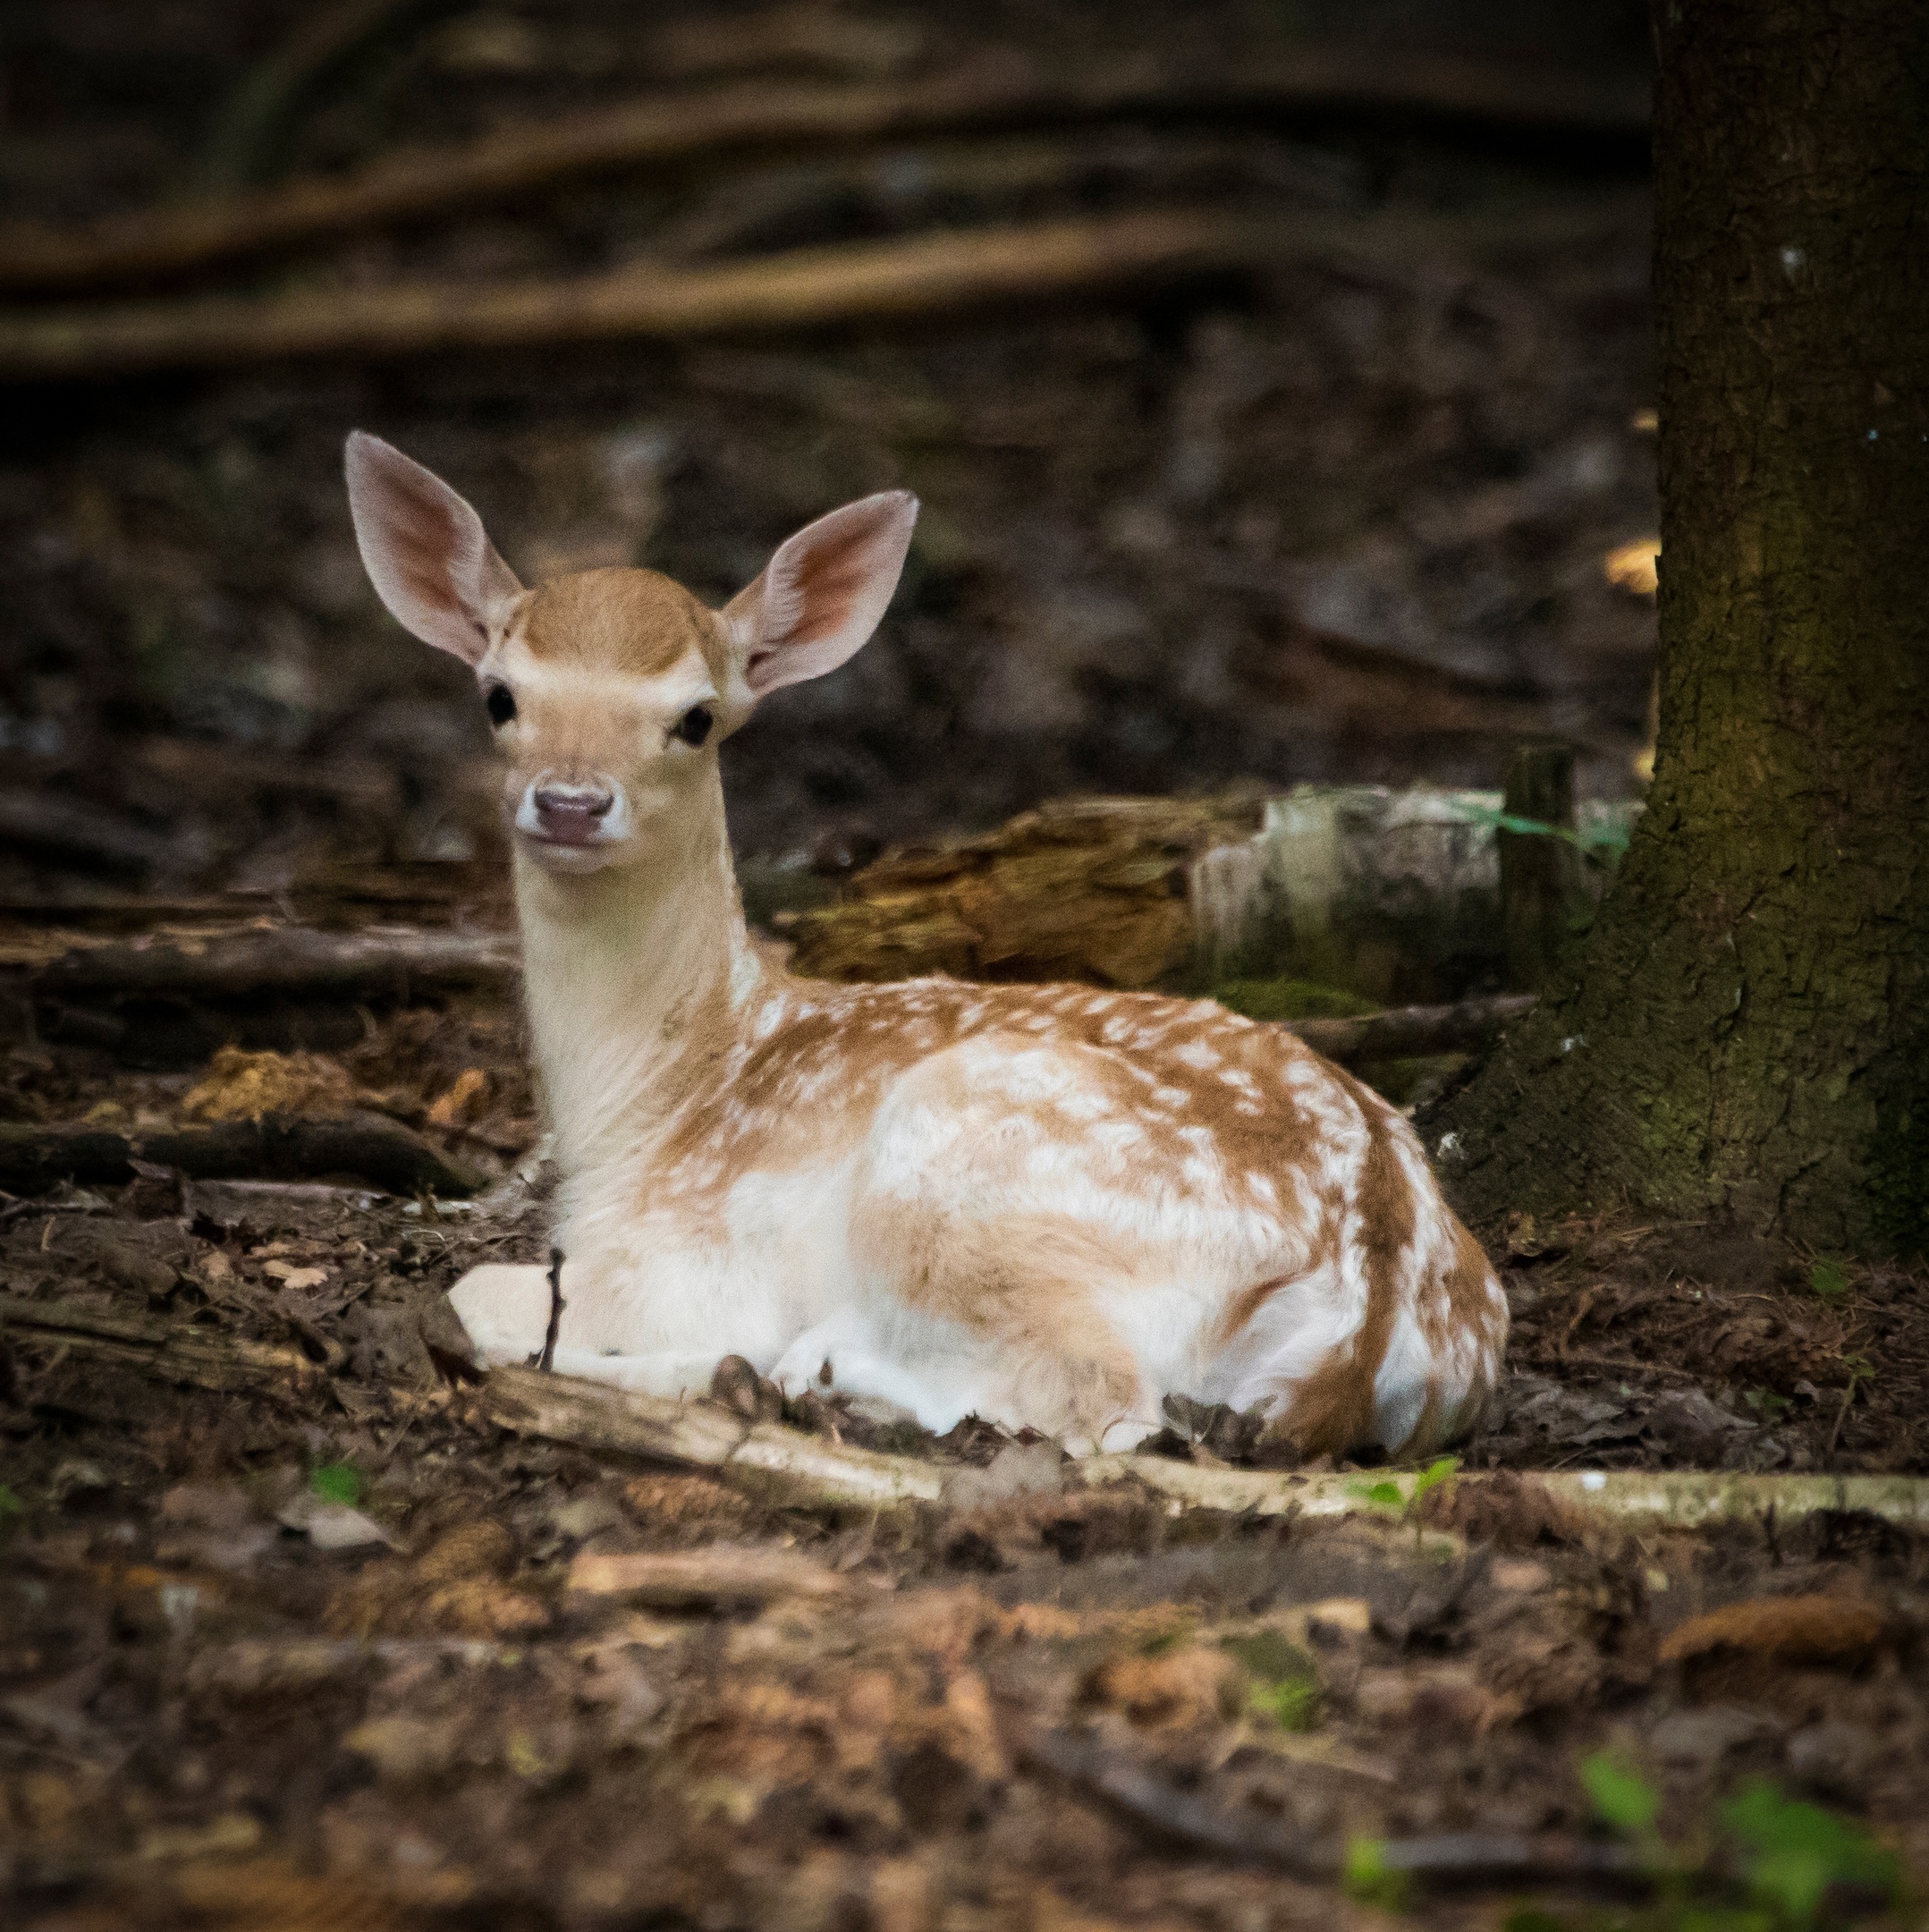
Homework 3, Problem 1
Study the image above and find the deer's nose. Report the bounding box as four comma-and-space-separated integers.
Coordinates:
531, 783, 615, 844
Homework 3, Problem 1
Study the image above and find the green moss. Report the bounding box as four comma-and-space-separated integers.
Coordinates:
1210, 978, 1379, 1022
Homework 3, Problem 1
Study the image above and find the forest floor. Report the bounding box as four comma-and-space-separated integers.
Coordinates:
7, 3, 1925, 1927
4, 992, 1927, 1932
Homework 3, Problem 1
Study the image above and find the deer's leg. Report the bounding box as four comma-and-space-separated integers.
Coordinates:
447, 1264, 552, 1364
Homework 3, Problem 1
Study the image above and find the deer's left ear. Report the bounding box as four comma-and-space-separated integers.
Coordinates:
723, 491, 918, 699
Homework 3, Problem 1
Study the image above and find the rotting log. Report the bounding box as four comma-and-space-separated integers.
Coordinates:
0, 1296, 325, 1398
0, 55, 1649, 295
0, 1112, 485, 1199
0, 198, 1647, 383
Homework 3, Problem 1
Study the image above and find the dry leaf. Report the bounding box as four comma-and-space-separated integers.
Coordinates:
1658, 1594, 1887, 1668
1603, 536, 1660, 597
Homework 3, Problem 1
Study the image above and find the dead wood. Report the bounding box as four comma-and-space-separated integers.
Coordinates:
24, 925, 518, 1002
0, 1295, 325, 1398
565, 1545, 847, 1606
0, 199, 1647, 384
1288, 993, 1538, 1063
470, 1365, 1929, 1529
470, 1363, 948, 1507
0, 56, 1649, 295
0, 1112, 485, 1199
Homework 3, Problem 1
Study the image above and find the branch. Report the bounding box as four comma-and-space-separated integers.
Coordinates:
24, 926, 518, 1001
0, 1112, 485, 1199
0, 56, 1648, 294
0, 199, 1647, 384
470, 1366, 1929, 1528
1287, 994, 1537, 1063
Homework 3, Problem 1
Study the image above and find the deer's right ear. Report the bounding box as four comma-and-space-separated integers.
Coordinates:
345, 431, 522, 664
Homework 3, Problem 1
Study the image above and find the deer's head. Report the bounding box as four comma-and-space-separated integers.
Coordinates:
345, 431, 917, 877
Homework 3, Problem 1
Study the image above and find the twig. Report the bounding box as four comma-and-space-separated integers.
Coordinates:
1021, 1727, 1646, 1891
0, 199, 1647, 384
0, 1114, 485, 1199
0, 56, 1649, 294
538, 1246, 564, 1373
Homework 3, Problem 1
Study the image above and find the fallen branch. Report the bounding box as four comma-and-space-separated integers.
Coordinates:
0, 198, 1647, 384
0, 1112, 485, 1199
470, 1366, 1929, 1529
1287, 993, 1536, 1063
24, 925, 518, 1001
470, 1363, 947, 1507
0, 1295, 325, 1398
1079, 1454, 1929, 1530
1022, 1726, 1646, 1891
0, 55, 1648, 294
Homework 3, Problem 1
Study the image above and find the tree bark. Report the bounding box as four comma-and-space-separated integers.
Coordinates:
1428, 0, 1929, 1252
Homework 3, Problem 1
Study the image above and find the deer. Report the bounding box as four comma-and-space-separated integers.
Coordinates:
344, 430, 1507, 1457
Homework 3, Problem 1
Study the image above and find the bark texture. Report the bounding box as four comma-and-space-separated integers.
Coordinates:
1431, 0, 1929, 1251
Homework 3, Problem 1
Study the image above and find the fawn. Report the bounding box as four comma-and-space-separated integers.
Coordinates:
345, 431, 1506, 1455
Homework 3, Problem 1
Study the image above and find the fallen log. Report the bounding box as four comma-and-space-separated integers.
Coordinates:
28, 925, 519, 1001
0, 1112, 485, 1199
0, 55, 1649, 295
0, 1296, 325, 1398
0, 198, 1647, 384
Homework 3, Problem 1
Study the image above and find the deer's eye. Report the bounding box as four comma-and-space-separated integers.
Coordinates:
485, 685, 516, 727
673, 704, 714, 748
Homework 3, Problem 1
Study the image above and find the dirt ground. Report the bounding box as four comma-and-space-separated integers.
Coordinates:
4, 998, 1927, 1929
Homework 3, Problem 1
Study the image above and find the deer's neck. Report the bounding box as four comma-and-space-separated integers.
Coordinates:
512, 775, 761, 1188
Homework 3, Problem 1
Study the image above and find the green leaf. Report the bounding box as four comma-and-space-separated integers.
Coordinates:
0, 1483, 21, 1521
1581, 1751, 1660, 1835
309, 1462, 364, 1508
1346, 1477, 1407, 1514
1722, 1780, 1899, 1928
1342, 1835, 1408, 1910
1411, 1455, 1459, 1499
1807, 1258, 1851, 1302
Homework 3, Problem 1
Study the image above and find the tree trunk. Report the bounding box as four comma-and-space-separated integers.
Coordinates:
1428, 0, 1929, 1252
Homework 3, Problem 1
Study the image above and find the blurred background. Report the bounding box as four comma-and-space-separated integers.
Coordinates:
0, 0, 1658, 904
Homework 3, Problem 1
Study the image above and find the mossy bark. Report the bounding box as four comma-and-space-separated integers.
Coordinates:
1430, 0, 1929, 1252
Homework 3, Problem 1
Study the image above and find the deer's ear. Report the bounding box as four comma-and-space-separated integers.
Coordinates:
345, 430, 522, 664
723, 491, 918, 698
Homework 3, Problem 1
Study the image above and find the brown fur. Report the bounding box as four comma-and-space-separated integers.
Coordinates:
517, 568, 726, 681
